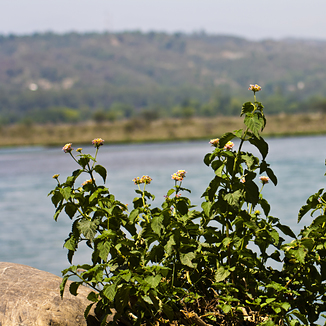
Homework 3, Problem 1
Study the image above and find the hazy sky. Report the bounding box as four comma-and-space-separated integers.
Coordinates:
1, 0, 326, 41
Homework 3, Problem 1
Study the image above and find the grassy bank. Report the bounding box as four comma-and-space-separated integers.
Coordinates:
1, 113, 326, 147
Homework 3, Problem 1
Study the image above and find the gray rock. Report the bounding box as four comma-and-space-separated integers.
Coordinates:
0, 262, 100, 326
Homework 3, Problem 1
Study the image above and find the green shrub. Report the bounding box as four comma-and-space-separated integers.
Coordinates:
50, 85, 326, 325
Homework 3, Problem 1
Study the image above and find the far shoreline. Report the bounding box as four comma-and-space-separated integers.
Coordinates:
0, 113, 325, 148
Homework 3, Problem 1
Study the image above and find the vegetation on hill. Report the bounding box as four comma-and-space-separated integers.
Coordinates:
1, 31, 326, 125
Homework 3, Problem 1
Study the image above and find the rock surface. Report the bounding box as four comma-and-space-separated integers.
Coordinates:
0, 262, 101, 326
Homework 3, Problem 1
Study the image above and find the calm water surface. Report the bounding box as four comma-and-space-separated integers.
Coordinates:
0, 136, 325, 276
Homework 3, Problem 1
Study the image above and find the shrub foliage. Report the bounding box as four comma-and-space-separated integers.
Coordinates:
50, 86, 326, 325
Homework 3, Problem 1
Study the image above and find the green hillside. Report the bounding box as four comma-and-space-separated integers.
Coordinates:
1, 31, 326, 124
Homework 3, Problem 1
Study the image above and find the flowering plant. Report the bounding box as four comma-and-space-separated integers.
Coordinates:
50, 87, 326, 325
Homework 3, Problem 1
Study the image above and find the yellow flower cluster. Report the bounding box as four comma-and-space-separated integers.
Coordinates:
82, 179, 93, 186
248, 84, 262, 93
224, 141, 234, 151
62, 143, 73, 153
259, 176, 269, 185
132, 175, 152, 185
171, 170, 186, 181
92, 138, 105, 148
209, 138, 219, 147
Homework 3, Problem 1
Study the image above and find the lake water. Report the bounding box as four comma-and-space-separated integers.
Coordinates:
1, 136, 326, 277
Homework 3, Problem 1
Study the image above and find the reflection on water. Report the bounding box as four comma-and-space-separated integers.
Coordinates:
0, 136, 326, 276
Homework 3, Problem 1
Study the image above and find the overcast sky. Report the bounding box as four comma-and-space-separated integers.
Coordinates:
1, 0, 325, 41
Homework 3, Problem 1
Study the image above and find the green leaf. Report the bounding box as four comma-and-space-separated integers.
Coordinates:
249, 135, 268, 160
244, 113, 264, 139
84, 302, 95, 319
290, 246, 306, 263
165, 235, 176, 256
151, 214, 164, 235
78, 156, 90, 169
219, 132, 236, 148
201, 201, 212, 217
266, 168, 277, 186
224, 190, 243, 209
291, 309, 309, 325
180, 252, 196, 268
115, 285, 131, 313
166, 188, 175, 197
204, 153, 214, 166
97, 240, 111, 261
259, 198, 270, 216
103, 284, 116, 302
244, 180, 259, 207
298, 204, 310, 223
60, 275, 69, 298
221, 304, 232, 314
144, 274, 162, 288
51, 191, 63, 207
60, 186, 72, 201
176, 200, 188, 215
311, 214, 326, 227
162, 303, 174, 321
78, 219, 98, 241
65, 203, 78, 219
94, 165, 107, 183
69, 281, 82, 296
276, 223, 296, 239
280, 301, 291, 311
215, 266, 231, 282
241, 102, 255, 116
64, 234, 78, 251
53, 202, 64, 221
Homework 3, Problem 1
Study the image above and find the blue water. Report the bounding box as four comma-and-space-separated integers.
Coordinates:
0, 136, 326, 276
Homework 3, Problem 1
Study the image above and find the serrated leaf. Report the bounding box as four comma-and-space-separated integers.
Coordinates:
221, 304, 232, 314
241, 102, 255, 116
78, 219, 98, 241
144, 274, 162, 288
64, 234, 78, 251
180, 252, 196, 268
152, 214, 164, 235
244, 113, 264, 139
215, 266, 230, 282
97, 240, 111, 261
103, 284, 116, 302
280, 301, 291, 311
290, 246, 306, 263
60, 186, 72, 201
78, 156, 90, 169
224, 190, 243, 208
298, 204, 310, 223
